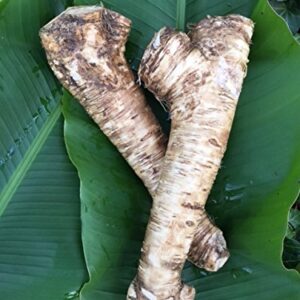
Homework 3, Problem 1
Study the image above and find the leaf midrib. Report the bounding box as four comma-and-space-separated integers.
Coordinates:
176, 0, 186, 31
0, 105, 61, 216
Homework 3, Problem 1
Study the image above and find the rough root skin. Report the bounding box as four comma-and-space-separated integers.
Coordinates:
188, 221, 229, 271
127, 277, 195, 300
40, 6, 228, 272
39, 6, 166, 196
132, 15, 253, 299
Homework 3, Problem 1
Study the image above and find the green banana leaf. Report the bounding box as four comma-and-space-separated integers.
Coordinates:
0, 119, 88, 300
62, 0, 300, 299
0, 0, 300, 299
0, 0, 87, 299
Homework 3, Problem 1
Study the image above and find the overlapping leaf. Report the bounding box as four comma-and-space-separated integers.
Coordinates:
283, 198, 300, 270
269, 0, 300, 34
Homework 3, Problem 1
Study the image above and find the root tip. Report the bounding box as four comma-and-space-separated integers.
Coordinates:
202, 231, 230, 272
188, 229, 230, 272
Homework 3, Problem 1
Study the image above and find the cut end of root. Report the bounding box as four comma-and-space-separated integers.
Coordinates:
41, 5, 131, 29
39, 6, 131, 54
203, 230, 230, 272
189, 14, 254, 47
64, 5, 131, 28
210, 250, 230, 271
188, 228, 229, 272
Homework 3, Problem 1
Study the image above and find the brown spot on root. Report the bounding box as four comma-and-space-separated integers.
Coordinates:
97, 47, 109, 57
186, 220, 195, 227
162, 259, 182, 271
181, 202, 203, 210
200, 163, 212, 169
208, 138, 221, 148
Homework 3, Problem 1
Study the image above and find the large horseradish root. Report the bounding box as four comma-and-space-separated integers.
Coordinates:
39, 6, 165, 196
128, 15, 254, 299
40, 6, 228, 272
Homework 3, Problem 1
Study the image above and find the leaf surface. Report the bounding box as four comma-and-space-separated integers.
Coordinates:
0, 1, 88, 298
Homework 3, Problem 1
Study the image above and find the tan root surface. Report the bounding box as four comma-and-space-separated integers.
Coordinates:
40, 5, 229, 273
40, 6, 165, 195
128, 15, 253, 299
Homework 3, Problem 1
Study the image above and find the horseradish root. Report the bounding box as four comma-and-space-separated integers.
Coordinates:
40, 6, 228, 272
128, 15, 253, 299
39, 6, 165, 195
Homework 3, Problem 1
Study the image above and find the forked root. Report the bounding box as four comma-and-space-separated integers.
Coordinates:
129, 15, 253, 299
